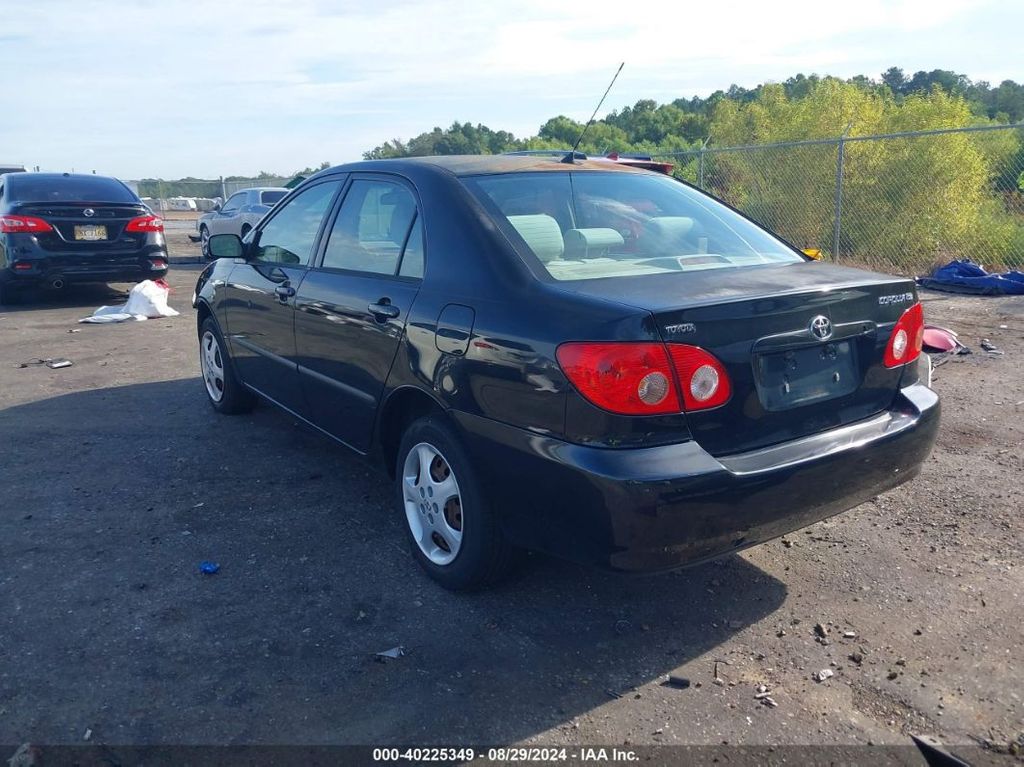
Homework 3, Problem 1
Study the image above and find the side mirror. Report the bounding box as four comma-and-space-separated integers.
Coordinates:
209, 233, 244, 259
211, 202, 222, 212
802, 247, 823, 260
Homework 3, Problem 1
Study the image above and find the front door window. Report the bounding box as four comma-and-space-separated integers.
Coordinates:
252, 182, 340, 265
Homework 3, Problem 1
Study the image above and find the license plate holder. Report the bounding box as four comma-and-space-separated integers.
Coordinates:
755, 341, 858, 411
74, 225, 107, 241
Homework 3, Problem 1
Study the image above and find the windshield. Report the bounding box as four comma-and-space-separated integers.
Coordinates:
464, 171, 803, 281
8, 175, 138, 203
260, 190, 287, 205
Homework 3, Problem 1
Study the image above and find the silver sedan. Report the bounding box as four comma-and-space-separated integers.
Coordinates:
196, 187, 288, 258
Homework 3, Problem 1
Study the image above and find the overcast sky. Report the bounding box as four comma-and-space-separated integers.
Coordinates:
0, 0, 1018, 179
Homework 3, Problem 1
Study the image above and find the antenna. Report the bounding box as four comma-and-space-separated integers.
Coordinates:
563, 62, 625, 164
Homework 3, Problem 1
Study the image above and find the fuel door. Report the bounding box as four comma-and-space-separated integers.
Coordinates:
435, 304, 475, 356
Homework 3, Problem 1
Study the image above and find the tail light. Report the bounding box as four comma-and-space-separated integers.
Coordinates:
666, 344, 732, 410
556, 342, 681, 415
149, 258, 167, 270
125, 215, 164, 233
883, 303, 924, 368
1, 215, 53, 234
556, 342, 731, 415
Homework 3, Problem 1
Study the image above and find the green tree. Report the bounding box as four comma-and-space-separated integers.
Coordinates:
881, 67, 907, 94
351, 67, 1024, 270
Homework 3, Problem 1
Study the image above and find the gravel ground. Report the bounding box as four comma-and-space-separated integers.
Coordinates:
0, 268, 1021, 761
163, 218, 203, 261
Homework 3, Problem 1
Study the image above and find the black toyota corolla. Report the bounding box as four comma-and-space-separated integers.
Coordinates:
192, 155, 939, 590
0, 172, 168, 304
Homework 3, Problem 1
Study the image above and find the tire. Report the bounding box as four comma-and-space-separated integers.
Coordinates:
395, 416, 517, 590
199, 317, 254, 414
199, 226, 211, 259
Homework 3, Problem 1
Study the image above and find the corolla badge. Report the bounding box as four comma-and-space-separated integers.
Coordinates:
809, 315, 833, 341
878, 292, 914, 306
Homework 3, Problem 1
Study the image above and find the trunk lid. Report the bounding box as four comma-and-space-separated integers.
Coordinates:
14, 202, 150, 252
563, 261, 918, 456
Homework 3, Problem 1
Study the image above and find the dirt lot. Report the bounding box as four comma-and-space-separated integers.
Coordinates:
162, 217, 203, 261
0, 267, 1021, 761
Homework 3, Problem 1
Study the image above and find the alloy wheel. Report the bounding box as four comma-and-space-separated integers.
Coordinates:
402, 442, 463, 565
200, 330, 225, 402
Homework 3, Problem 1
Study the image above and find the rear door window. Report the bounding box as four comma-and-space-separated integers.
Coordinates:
398, 215, 424, 279
320, 179, 418, 276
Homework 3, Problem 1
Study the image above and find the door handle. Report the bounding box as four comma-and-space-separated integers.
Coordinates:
368, 300, 400, 321
275, 284, 295, 301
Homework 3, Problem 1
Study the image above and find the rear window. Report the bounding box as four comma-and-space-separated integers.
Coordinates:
260, 191, 287, 205
464, 171, 802, 281
8, 175, 138, 204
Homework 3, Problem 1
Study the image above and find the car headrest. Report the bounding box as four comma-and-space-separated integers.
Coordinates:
646, 216, 695, 249
507, 214, 564, 263
563, 228, 625, 259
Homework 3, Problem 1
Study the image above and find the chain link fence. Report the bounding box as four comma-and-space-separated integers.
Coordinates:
123, 176, 293, 213
658, 124, 1024, 276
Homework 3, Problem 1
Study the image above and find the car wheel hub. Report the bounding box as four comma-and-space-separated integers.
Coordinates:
402, 442, 463, 565
200, 330, 225, 402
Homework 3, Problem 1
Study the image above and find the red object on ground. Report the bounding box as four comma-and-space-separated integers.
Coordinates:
922, 325, 959, 353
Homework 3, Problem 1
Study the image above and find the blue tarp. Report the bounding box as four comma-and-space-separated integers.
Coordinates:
917, 259, 1024, 296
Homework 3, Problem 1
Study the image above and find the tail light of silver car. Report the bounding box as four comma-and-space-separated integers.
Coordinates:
556, 341, 732, 416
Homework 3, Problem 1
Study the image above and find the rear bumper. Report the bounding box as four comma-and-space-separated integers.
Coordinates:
454, 382, 940, 572
1, 239, 169, 285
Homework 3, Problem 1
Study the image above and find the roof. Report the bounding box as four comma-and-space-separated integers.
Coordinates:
234, 186, 290, 193
2, 171, 117, 182
338, 154, 651, 177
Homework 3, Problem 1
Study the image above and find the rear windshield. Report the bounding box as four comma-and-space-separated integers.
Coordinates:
260, 191, 287, 205
7, 175, 138, 204
463, 171, 802, 281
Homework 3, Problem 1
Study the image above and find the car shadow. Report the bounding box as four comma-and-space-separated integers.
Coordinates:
0, 378, 787, 745
2, 281, 133, 311
1, 266, 204, 313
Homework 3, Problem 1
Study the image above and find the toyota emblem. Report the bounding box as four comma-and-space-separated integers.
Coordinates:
83, 208, 95, 217
809, 315, 833, 341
